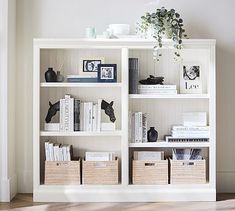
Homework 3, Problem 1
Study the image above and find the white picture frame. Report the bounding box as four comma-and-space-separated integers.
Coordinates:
180, 62, 202, 94
79, 57, 105, 76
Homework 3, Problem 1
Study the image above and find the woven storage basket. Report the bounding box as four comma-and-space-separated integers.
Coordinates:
45, 160, 81, 185
82, 158, 119, 185
170, 159, 206, 184
132, 160, 168, 185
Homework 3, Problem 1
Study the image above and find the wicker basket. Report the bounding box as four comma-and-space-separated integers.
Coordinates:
132, 160, 168, 185
170, 159, 206, 184
44, 160, 81, 185
82, 158, 119, 185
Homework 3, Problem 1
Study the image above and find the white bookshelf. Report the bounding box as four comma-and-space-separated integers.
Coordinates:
33, 38, 216, 202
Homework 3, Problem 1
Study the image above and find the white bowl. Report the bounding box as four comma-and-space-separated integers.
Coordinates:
109, 24, 130, 35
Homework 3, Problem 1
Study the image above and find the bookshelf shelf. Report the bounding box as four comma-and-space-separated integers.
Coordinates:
33, 39, 216, 202
40, 130, 123, 137
40, 82, 123, 88
129, 94, 210, 99
129, 142, 210, 148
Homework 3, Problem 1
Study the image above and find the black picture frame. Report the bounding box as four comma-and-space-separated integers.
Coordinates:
83, 60, 102, 72
97, 64, 117, 83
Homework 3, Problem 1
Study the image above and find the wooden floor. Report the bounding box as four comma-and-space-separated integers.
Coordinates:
1, 194, 235, 211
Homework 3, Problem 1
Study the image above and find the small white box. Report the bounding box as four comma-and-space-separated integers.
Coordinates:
44, 123, 60, 131
183, 112, 207, 127
101, 123, 116, 131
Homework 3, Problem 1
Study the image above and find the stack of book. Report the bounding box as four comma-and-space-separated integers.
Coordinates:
129, 58, 139, 94
171, 125, 210, 138
45, 141, 73, 161
59, 95, 101, 132
85, 152, 115, 161
67, 75, 97, 83
172, 148, 202, 160
129, 112, 147, 143
138, 84, 177, 95
133, 151, 164, 160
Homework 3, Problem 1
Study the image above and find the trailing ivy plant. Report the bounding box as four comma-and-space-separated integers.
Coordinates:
136, 7, 187, 61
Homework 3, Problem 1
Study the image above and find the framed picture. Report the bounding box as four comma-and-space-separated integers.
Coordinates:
180, 62, 202, 94
97, 64, 117, 83
79, 57, 105, 76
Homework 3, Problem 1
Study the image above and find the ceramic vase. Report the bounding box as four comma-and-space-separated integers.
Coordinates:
147, 127, 158, 142
45, 67, 57, 82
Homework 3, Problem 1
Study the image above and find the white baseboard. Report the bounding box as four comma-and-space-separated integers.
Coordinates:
17, 170, 33, 193
9, 174, 17, 200
0, 178, 10, 202
0, 174, 17, 202
217, 171, 235, 193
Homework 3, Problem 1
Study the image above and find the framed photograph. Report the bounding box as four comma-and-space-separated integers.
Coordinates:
97, 64, 117, 83
180, 62, 202, 94
79, 57, 105, 76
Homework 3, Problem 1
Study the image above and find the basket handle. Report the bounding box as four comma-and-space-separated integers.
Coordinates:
144, 163, 155, 166
182, 162, 195, 166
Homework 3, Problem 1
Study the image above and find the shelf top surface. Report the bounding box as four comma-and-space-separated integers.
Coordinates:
40, 82, 122, 87
34, 38, 216, 48
129, 94, 210, 99
129, 142, 210, 148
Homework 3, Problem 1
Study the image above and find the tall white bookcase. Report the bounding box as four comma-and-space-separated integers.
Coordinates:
33, 39, 216, 202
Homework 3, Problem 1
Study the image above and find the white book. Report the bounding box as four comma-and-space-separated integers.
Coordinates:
83, 102, 87, 131
134, 113, 140, 143
97, 99, 102, 132
69, 97, 74, 131
128, 112, 132, 141
87, 102, 93, 131
139, 90, 177, 94
134, 151, 164, 160
131, 113, 135, 143
62, 145, 68, 161
58, 147, 63, 161
48, 142, 54, 161
67, 75, 97, 79
67, 145, 72, 161
80, 102, 84, 131
138, 112, 143, 143
172, 125, 209, 131
183, 112, 207, 127
138, 85, 177, 89
53, 144, 60, 161
64, 95, 70, 131
172, 131, 209, 135
92, 103, 98, 131
172, 134, 209, 138
59, 99, 64, 131
45, 142, 50, 161
85, 152, 113, 161
142, 113, 148, 142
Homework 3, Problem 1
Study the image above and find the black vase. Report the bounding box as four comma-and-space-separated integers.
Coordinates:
45, 67, 57, 82
147, 127, 158, 142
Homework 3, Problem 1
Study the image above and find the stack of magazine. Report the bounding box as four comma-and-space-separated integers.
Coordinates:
172, 148, 202, 160
138, 84, 177, 95
67, 75, 97, 83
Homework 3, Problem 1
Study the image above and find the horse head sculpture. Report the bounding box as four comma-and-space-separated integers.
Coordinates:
101, 100, 116, 123
45, 101, 60, 123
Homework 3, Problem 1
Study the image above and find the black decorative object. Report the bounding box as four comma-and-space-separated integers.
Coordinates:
139, 75, 164, 85
56, 71, 64, 82
45, 67, 57, 82
101, 100, 116, 122
45, 101, 60, 123
147, 127, 158, 142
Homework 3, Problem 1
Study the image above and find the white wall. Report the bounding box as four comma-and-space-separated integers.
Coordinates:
16, 0, 235, 193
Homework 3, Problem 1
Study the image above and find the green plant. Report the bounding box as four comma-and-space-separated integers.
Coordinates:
137, 7, 187, 61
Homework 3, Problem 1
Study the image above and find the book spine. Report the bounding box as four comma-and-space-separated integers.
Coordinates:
139, 112, 143, 143
92, 103, 97, 131
87, 102, 93, 131
59, 99, 64, 131
131, 113, 135, 143
80, 102, 84, 131
129, 58, 139, 94
74, 99, 80, 131
62, 146, 67, 161
142, 113, 148, 142
70, 98, 74, 131
138, 85, 177, 89
45, 142, 49, 161
64, 96, 70, 131
97, 99, 102, 132
83, 103, 87, 131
